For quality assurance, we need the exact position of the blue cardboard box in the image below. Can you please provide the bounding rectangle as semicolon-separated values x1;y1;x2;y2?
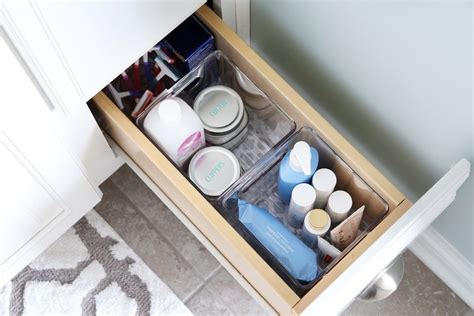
161;15;215;75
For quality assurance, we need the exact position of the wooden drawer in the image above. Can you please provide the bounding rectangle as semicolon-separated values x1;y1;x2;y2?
91;5;469;315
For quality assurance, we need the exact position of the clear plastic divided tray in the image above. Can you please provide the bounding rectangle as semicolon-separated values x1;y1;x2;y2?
136;51;296;199
217;127;389;296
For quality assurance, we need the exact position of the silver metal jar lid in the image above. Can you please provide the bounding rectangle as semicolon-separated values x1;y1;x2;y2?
188;146;241;196
193;85;244;134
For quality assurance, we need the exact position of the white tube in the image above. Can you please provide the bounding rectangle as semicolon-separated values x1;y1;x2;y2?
312;168;337;209
317;236;341;265
326;190;352;223
287;183;316;228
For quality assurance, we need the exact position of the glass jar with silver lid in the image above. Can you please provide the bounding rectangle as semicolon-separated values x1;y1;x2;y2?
193;85;248;148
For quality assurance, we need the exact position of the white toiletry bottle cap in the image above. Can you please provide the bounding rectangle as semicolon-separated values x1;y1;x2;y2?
158;99;182;125
327;190;353;223
308;209;330;231
289;141;312;175
291;183;317;209
288;183;317;228
304;208;331;238
312;168;337;192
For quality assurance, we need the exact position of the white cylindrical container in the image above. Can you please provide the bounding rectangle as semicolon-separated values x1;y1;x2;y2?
287;183;316;228
326;190;353;223
193;85;248;147
302;209;331;248
312;168;337;209
188;146;241;197
143;97;205;168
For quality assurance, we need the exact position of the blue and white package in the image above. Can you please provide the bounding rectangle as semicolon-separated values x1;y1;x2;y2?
238;199;318;282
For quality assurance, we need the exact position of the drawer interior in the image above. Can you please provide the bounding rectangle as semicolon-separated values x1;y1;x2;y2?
90;5;406;314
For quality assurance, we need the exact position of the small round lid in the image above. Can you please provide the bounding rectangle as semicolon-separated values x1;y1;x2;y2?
291;183;316;208
188;146;240;196
312;168;337;192
328;190;352;213
308;209;330;229
158;99;182;125
194;86;243;133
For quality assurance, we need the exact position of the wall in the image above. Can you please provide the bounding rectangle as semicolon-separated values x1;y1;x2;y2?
250;1;473;262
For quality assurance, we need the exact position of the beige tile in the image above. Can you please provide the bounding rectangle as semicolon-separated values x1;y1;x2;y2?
186;286;234;316
205;268;268;315
95;179;204;300
109;166;220;280
343;251;472;315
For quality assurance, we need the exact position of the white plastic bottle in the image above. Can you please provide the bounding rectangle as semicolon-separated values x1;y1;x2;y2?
326;190;353;223
302;209;331;248
287;183;316;228
143;97;205;167
312;168;337;209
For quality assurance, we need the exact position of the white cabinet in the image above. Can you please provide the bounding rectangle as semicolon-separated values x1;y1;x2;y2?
33;1;205;100
0;141;62;264
0;0;204;185
0;0;204;288
0;34;101;285
2;0;204;102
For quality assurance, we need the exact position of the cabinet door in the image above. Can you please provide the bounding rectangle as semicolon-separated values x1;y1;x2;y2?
0;140;62;265
1;0;205;101
0;33;101;286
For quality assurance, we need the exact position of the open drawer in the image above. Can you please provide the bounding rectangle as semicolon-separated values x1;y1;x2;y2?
90;5;470;315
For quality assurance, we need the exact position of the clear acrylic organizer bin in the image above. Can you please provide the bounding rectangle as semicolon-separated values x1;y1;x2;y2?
217;127;389;296
137;51;296;199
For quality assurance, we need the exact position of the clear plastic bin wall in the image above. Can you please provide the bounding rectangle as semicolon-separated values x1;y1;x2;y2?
218;127;389;296
137;51;296;199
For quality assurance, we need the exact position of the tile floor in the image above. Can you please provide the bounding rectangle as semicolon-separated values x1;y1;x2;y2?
95;165;472;315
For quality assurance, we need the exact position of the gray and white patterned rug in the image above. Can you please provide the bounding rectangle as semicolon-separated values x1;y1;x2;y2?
0;210;191;316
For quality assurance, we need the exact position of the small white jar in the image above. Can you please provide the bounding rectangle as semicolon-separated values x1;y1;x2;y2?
302;209;331;248
287;183;316;228
188;146;241;197
312;168;337;209
193;85;248;147
326;190;353;223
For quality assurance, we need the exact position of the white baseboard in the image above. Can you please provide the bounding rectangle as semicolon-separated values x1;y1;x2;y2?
409;226;474;309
